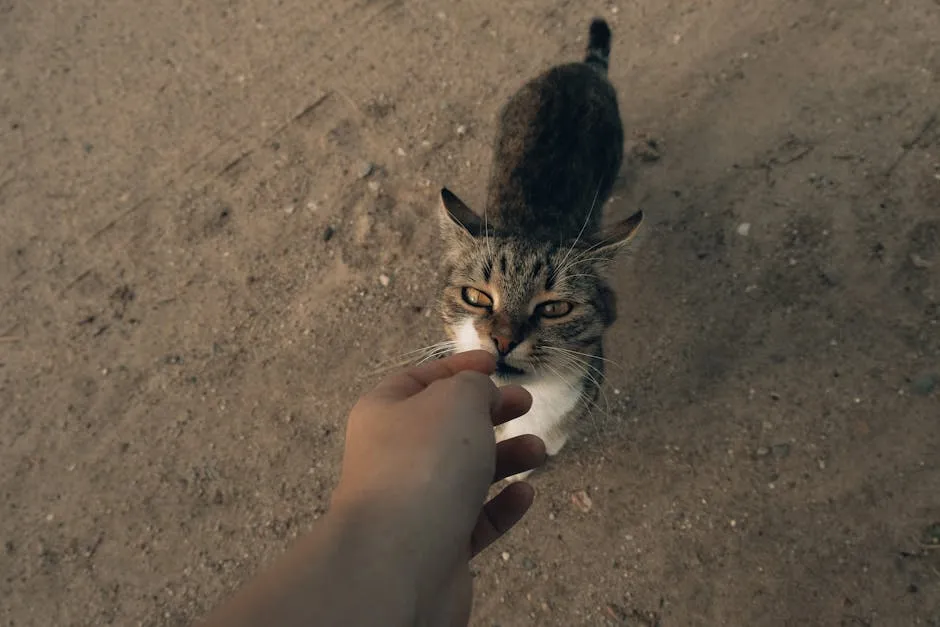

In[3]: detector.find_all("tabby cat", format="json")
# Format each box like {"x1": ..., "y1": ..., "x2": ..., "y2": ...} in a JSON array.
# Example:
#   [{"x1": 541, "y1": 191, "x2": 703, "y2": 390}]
[{"x1": 438, "y1": 18, "x2": 643, "y2": 480}]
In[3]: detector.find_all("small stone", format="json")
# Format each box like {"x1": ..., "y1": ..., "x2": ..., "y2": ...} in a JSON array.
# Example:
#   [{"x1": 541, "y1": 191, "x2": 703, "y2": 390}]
[
  {"x1": 548, "y1": 512, "x2": 556, "y2": 521},
  {"x1": 910, "y1": 253, "x2": 932, "y2": 269},
  {"x1": 571, "y1": 490, "x2": 593, "y2": 513},
  {"x1": 283, "y1": 205, "x2": 295, "y2": 215},
  {"x1": 501, "y1": 551, "x2": 510, "y2": 562},
  {"x1": 631, "y1": 137, "x2": 661, "y2": 162},
  {"x1": 910, "y1": 373, "x2": 939, "y2": 396},
  {"x1": 379, "y1": 274, "x2": 390, "y2": 287},
  {"x1": 358, "y1": 161, "x2": 376, "y2": 179},
  {"x1": 921, "y1": 522, "x2": 940, "y2": 545},
  {"x1": 396, "y1": 147, "x2": 406, "y2": 157},
  {"x1": 736, "y1": 222, "x2": 751, "y2": 236},
  {"x1": 756, "y1": 446, "x2": 770, "y2": 457},
  {"x1": 817, "y1": 459, "x2": 827, "y2": 470},
  {"x1": 367, "y1": 180, "x2": 381, "y2": 194},
  {"x1": 456, "y1": 124, "x2": 467, "y2": 136}
]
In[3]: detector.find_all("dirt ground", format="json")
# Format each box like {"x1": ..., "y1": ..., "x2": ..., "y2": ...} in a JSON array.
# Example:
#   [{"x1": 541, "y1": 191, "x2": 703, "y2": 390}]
[{"x1": 2, "y1": 0, "x2": 939, "y2": 625}]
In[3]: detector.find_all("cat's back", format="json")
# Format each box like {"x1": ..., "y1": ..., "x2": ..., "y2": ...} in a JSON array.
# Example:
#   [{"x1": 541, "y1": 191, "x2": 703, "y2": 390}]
[{"x1": 486, "y1": 60, "x2": 624, "y2": 238}]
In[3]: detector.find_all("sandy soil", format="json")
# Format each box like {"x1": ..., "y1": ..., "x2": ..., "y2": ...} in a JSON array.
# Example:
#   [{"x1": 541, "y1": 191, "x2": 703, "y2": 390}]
[{"x1": 2, "y1": 0, "x2": 939, "y2": 625}]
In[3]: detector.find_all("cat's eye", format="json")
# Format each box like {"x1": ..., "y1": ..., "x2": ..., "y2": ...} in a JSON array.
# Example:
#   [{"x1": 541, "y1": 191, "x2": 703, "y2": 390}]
[
  {"x1": 538, "y1": 300, "x2": 574, "y2": 318},
  {"x1": 461, "y1": 287, "x2": 493, "y2": 309}
]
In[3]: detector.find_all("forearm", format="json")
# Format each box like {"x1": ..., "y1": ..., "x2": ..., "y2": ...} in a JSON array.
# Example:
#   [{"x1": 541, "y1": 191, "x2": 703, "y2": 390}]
[{"x1": 197, "y1": 503, "x2": 421, "y2": 627}]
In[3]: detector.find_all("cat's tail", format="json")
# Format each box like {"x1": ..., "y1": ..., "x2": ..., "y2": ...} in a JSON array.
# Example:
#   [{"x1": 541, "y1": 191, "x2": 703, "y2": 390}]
[{"x1": 584, "y1": 18, "x2": 612, "y2": 73}]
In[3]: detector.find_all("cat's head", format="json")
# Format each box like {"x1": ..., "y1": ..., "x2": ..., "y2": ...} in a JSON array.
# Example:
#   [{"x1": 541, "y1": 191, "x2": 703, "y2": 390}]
[{"x1": 437, "y1": 188, "x2": 643, "y2": 381}]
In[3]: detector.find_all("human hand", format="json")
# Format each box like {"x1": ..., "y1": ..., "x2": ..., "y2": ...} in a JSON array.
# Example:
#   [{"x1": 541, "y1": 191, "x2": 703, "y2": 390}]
[{"x1": 330, "y1": 350, "x2": 546, "y2": 625}]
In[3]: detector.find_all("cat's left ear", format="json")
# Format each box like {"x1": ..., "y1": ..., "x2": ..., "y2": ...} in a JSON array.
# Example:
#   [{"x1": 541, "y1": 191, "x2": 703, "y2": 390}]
[
  {"x1": 439, "y1": 188, "x2": 484, "y2": 239},
  {"x1": 592, "y1": 210, "x2": 644, "y2": 262}
]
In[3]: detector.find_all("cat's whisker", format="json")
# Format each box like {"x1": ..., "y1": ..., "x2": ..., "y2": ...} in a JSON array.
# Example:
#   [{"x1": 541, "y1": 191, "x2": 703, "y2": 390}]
[
  {"x1": 554, "y1": 180, "x2": 603, "y2": 280},
  {"x1": 543, "y1": 345, "x2": 624, "y2": 372},
  {"x1": 542, "y1": 361, "x2": 606, "y2": 439},
  {"x1": 566, "y1": 256, "x2": 610, "y2": 267},
  {"x1": 369, "y1": 341, "x2": 458, "y2": 375},
  {"x1": 545, "y1": 352, "x2": 616, "y2": 433},
  {"x1": 552, "y1": 355, "x2": 609, "y2": 400},
  {"x1": 546, "y1": 351, "x2": 606, "y2": 382}
]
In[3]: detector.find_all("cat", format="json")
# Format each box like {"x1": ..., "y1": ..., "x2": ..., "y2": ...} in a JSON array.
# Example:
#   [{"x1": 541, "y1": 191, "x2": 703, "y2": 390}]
[{"x1": 437, "y1": 18, "x2": 644, "y2": 481}]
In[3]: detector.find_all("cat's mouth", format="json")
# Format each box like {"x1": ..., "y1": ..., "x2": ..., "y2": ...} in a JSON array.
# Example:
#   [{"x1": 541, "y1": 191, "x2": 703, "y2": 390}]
[{"x1": 495, "y1": 360, "x2": 526, "y2": 377}]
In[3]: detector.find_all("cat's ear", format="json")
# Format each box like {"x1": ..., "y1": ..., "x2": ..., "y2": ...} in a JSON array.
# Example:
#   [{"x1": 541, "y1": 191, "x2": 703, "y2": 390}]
[
  {"x1": 439, "y1": 188, "x2": 484, "y2": 239},
  {"x1": 592, "y1": 210, "x2": 644, "y2": 262}
]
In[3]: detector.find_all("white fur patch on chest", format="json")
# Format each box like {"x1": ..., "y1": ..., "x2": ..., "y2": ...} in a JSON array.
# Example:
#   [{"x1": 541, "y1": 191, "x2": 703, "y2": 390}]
[{"x1": 496, "y1": 373, "x2": 582, "y2": 454}]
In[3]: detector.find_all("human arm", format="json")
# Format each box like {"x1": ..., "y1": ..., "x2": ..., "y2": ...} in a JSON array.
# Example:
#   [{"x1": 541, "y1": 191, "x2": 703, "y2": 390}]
[{"x1": 197, "y1": 350, "x2": 546, "y2": 627}]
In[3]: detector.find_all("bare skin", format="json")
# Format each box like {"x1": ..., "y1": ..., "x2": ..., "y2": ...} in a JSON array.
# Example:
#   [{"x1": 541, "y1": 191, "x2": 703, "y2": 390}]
[{"x1": 197, "y1": 350, "x2": 547, "y2": 627}]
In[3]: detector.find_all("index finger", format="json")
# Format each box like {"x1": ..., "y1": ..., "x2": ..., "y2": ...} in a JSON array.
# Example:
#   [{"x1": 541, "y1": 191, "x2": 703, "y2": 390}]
[{"x1": 368, "y1": 350, "x2": 497, "y2": 402}]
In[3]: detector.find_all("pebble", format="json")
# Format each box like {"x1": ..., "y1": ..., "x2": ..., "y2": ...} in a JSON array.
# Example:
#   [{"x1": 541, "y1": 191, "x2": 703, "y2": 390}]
[
  {"x1": 322, "y1": 225, "x2": 335, "y2": 242},
  {"x1": 283, "y1": 205, "x2": 295, "y2": 215},
  {"x1": 736, "y1": 222, "x2": 751, "y2": 236},
  {"x1": 501, "y1": 551, "x2": 510, "y2": 562},
  {"x1": 910, "y1": 253, "x2": 933, "y2": 269},
  {"x1": 456, "y1": 124, "x2": 467, "y2": 136},
  {"x1": 911, "y1": 373, "x2": 939, "y2": 396},
  {"x1": 367, "y1": 180, "x2": 381, "y2": 194},
  {"x1": 396, "y1": 147, "x2": 406, "y2": 157},
  {"x1": 571, "y1": 490, "x2": 593, "y2": 513},
  {"x1": 379, "y1": 274, "x2": 390, "y2": 287},
  {"x1": 358, "y1": 161, "x2": 375, "y2": 179}
]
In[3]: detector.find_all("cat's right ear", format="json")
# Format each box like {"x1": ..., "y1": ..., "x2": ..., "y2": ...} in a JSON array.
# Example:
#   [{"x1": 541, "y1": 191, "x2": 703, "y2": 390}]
[{"x1": 439, "y1": 188, "x2": 484, "y2": 239}]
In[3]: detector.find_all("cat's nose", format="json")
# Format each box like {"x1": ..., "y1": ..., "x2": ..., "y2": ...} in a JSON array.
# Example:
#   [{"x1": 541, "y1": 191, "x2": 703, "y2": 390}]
[{"x1": 491, "y1": 335, "x2": 517, "y2": 356}]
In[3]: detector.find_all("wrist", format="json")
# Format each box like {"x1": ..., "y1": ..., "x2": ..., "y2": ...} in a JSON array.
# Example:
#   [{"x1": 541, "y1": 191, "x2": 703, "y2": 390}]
[
  {"x1": 328, "y1": 485, "x2": 461, "y2": 618},
  {"x1": 314, "y1": 500, "x2": 425, "y2": 627}
]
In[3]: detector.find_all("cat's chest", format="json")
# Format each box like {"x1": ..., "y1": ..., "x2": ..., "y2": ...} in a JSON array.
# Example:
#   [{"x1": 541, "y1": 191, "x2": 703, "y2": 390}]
[
  {"x1": 494, "y1": 373, "x2": 582, "y2": 443},
  {"x1": 524, "y1": 376, "x2": 581, "y2": 420}
]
